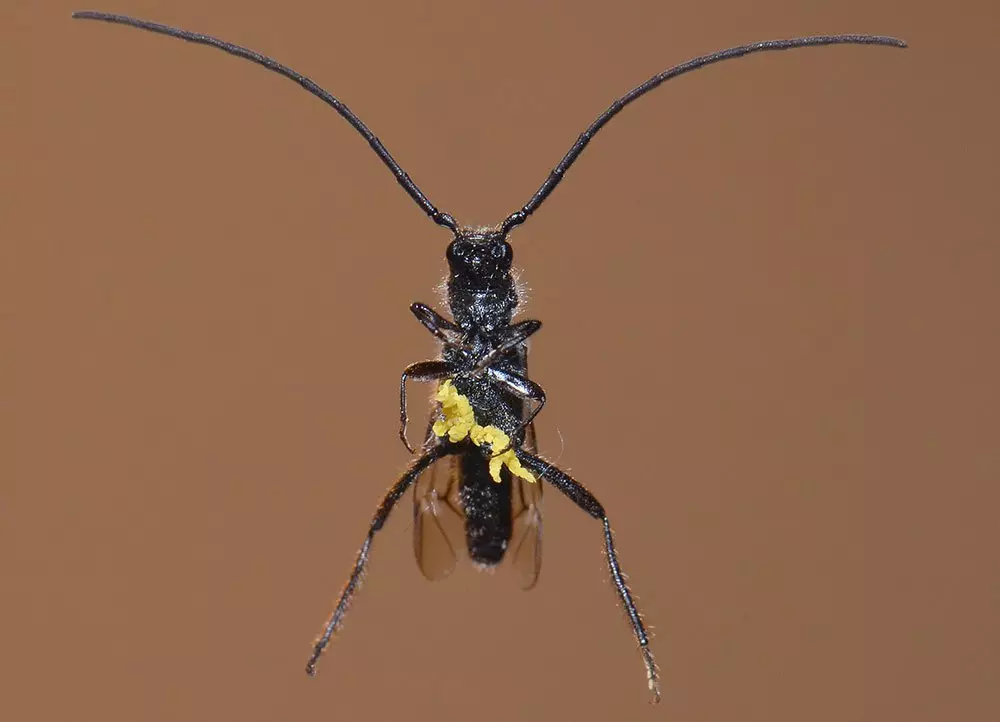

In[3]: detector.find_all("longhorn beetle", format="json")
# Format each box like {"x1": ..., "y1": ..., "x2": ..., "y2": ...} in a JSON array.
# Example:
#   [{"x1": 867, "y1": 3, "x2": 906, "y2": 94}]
[{"x1": 72, "y1": 10, "x2": 906, "y2": 702}]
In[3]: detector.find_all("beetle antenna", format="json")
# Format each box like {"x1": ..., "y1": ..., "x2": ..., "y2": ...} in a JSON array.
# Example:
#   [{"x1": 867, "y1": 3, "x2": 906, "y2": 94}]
[
  {"x1": 71, "y1": 11, "x2": 459, "y2": 233},
  {"x1": 499, "y1": 34, "x2": 906, "y2": 238}
]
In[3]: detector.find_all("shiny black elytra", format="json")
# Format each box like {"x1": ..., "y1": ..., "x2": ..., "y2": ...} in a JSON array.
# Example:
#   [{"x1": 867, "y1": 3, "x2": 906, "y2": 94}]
[{"x1": 72, "y1": 10, "x2": 906, "y2": 702}]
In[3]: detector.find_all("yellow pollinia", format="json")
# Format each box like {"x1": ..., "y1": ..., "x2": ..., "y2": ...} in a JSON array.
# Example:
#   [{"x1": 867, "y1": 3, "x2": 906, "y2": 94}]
[{"x1": 432, "y1": 379, "x2": 536, "y2": 484}]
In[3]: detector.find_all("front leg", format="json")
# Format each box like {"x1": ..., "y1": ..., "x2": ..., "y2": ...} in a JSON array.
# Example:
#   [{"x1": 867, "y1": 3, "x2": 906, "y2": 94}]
[
  {"x1": 410, "y1": 302, "x2": 464, "y2": 346},
  {"x1": 400, "y1": 360, "x2": 453, "y2": 453},
  {"x1": 306, "y1": 446, "x2": 450, "y2": 676},
  {"x1": 515, "y1": 450, "x2": 661, "y2": 703},
  {"x1": 475, "y1": 319, "x2": 541, "y2": 371}
]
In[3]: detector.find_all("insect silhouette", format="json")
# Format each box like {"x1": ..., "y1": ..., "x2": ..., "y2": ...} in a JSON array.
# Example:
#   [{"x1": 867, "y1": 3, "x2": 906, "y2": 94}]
[{"x1": 72, "y1": 10, "x2": 906, "y2": 702}]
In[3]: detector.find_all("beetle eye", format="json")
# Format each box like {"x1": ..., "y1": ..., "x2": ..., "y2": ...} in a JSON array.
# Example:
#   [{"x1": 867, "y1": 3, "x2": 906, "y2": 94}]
[{"x1": 491, "y1": 243, "x2": 505, "y2": 259}]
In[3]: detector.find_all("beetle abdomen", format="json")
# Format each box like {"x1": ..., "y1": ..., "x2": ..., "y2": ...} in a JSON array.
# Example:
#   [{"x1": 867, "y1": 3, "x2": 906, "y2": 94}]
[{"x1": 457, "y1": 447, "x2": 512, "y2": 565}]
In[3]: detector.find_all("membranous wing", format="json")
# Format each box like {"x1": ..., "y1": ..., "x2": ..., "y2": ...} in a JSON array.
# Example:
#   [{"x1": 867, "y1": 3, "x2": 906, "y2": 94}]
[
  {"x1": 511, "y1": 342, "x2": 543, "y2": 589},
  {"x1": 508, "y1": 456, "x2": 543, "y2": 590},
  {"x1": 413, "y1": 436, "x2": 542, "y2": 589},
  {"x1": 413, "y1": 452, "x2": 465, "y2": 581}
]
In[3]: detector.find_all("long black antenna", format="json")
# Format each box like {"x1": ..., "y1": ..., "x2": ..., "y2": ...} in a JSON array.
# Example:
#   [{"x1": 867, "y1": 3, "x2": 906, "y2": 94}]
[
  {"x1": 71, "y1": 11, "x2": 459, "y2": 234},
  {"x1": 498, "y1": 34, "x2": 906, "y2": 238}
]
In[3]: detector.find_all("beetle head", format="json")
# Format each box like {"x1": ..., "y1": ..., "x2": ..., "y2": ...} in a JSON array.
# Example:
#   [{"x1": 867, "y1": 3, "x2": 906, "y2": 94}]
[{"x1": 446, "y1": 228, "x2": 513, "y2": 291}]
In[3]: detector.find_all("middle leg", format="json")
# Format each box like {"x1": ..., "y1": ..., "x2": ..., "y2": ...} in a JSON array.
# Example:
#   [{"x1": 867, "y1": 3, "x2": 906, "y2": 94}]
[{"x1": 399, "y1": 360, "x2": 453, "y2": 452}]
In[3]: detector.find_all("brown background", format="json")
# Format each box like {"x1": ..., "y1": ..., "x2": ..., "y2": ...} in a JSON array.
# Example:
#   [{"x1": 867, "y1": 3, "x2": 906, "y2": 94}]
[{"x1": 2, "y1": 0, "x2": 996, "y2": 720}]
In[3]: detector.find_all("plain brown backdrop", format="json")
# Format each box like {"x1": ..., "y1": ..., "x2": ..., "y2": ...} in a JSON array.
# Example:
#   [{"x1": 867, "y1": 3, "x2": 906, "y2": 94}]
[{"x1": 2, "y1": 0, "x2": 996, "y2": 720}]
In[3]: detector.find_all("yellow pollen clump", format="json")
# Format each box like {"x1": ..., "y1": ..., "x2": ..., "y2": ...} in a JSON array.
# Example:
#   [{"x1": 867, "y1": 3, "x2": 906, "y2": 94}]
[
  {"x1": 432, "y1": 379, "x2": 476, "y2": 442},
  {"x1": 432, "y1": 380, "x2": 536, "y2": 484}
]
